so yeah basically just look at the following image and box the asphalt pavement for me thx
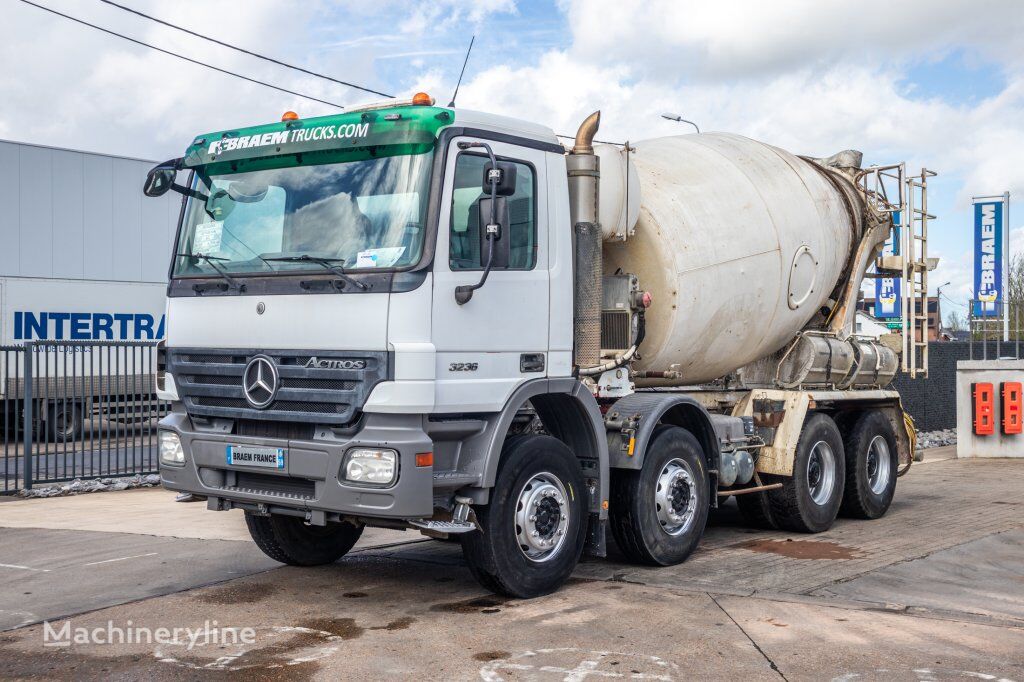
[0,451,1020,681]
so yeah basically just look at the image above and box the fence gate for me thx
[1,341,169,493]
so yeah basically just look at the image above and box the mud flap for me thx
[585,513,607,558]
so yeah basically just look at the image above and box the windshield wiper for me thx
[263,255,369,291]
[176,253,244,292]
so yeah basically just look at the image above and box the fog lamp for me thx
[159,430,185,465]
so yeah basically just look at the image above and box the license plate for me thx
[226,445,285,469]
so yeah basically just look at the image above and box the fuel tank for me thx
[600,133,868,385]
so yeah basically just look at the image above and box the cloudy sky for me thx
[4,0,1024,318]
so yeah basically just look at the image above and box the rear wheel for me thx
[610,426,710,565]
[767,413,845,533]
[245,513,363,566]
[461,435,587,598]
[47,401,83,442]
[735,487,778,529]
[840,410,898,519]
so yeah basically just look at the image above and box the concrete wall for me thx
[956,359,1024,458]
[893,341,1019,431]
[0,139,181,283]
[893,342,965,431]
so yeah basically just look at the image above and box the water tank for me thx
[601,133,866,384]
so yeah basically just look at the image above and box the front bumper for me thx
[158,411,435,519]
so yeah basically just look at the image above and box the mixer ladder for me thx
[859,164,938,378]
[902,168,937,377]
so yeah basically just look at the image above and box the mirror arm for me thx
[454,141,500,305]
[172,182,206,201]
[455,232,496,305]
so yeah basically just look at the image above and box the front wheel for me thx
[609,425,710,566]
[245,513,363,566]
[460,435,587,599]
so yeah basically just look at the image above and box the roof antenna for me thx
[447,35,475,108]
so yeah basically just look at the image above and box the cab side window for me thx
[449,153,536,270]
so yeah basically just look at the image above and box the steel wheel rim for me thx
[655,458,697,536]
[807,441,836,506]
[514,472,570,562]
[866,435,891,495]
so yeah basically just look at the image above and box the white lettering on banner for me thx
[979,203,998,302]
[207,124,370,155]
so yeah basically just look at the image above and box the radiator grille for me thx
[601,310,632,351]
[169,348,389,426]
[234,419,315,441]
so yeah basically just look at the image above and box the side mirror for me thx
[143,159,185,197]
[477,197,511,268]
[143,165,177,197]
[481,161,517,197]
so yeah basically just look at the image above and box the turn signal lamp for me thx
[412,92,434,106]
[281,111,299,121]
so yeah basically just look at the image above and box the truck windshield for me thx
[174,151,434,277]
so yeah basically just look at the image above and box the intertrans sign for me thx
[973,193,1009,317]
[13,312,166,340]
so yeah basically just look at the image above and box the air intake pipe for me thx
[569,111,603,369]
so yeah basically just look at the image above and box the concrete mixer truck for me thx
[146,95,935,597]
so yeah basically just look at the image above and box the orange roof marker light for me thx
[281,111,299,121]
[412,92,435,106]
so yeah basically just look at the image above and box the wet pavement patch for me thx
[429,596,513,613]
[297,617,364,640]
[370,617,416,631]
[195,582,281,605]
[473,650,511,662]
[734,538,863,560]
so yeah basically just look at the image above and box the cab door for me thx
[431,136,550,412]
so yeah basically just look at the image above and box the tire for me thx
[245,513,363,566]
[47,401,82,442]
[767,413,845,533]
[609,425,710,566]
[735,487,778,529]
[460,434,587,598]
[840,410,898,519]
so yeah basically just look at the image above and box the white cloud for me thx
[3,0,1022,312]
[442,1,1024,309]
[563,0,1024,80]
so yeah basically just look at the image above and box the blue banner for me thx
[875,211,901,319]
[973,200,1004,317]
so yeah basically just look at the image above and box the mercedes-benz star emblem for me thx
[242,355,279,409]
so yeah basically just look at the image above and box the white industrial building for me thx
[0,140,180,344]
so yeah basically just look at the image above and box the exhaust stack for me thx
[568,111,603,368]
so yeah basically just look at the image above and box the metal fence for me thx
[1,341,170,494]
[968,299,1024,361]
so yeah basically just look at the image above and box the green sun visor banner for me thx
[182,106,455,175]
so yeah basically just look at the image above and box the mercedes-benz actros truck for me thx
[148,94,934,597]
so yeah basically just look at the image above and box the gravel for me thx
[916,428,956,450]
[19,473,162,498]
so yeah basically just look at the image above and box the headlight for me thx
[342,448,398,486]
[159,431,185,465]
